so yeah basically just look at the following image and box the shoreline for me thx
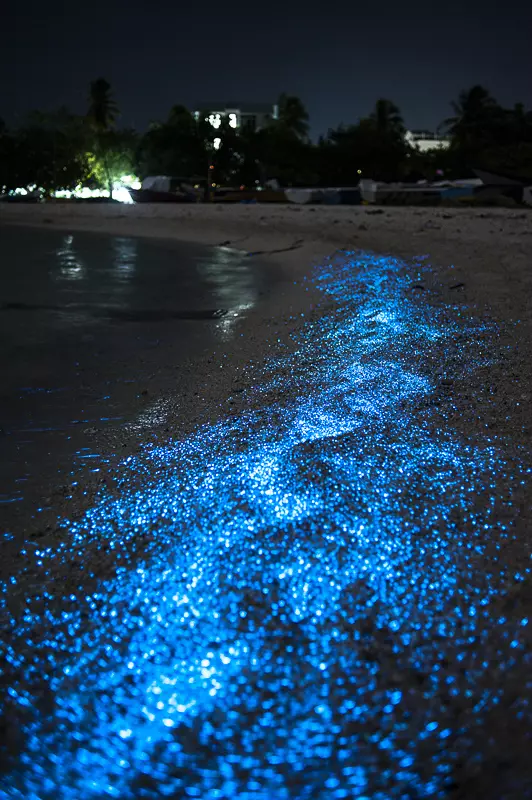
[2,204,531,526]
[0,213,327,544]
[2,204,532,796]
[2,200,532,315]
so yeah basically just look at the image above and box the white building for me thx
[405,130,450,152]
[193,102,279,133]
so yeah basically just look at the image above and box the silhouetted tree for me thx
[88,78,118,133]
[88,129,137,193]
[5,109,90,194]
[5,81,532,196]
[137,106,215,184]
[370,99,405,137]
[441,85,503,155]
[440,85,532,176]
[87,78,119,196]
[276,94,310,140]
[318,104,409,184]
[0,120,16,193]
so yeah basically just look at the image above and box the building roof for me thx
[194,101,275,114]
[408,129,450,141]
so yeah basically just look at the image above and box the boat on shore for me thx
[358,178,481,205]
[358,173,532,205]
[284,187,361,205]
[473,168,529,186]
[128,176,200,203]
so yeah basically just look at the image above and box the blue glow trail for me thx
[1,251,530,798]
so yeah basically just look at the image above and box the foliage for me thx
[88,129,138,192]
[443,85,499,140]
[317,118,409,184]
[275,94,310,140]
[136,106,215,182]
[0,108,90,194]
[87,78,121,196]
[370,99,405,137]
[88,78,118,133]
[2,84,532,195]
[438,85,532,177]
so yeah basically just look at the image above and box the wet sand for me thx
[2,202,532,341]
[1,203,532,798]
[0,226,276,534]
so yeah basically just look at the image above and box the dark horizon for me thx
[2,0,532,137]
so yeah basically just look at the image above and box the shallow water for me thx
[0,226,265,514]
[1,249,530,798]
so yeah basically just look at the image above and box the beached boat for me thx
[472,169,530,203]
[359,180,450,205]
[128,176,199,203]
[473,169,528,186]
[213,188,287,203]
[356,176,530,206]
[284,187,361,205]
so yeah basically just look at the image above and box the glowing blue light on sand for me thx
[1,251,528,799]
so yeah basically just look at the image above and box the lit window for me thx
[207,113,222,129]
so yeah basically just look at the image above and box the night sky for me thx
[2,0,531,137]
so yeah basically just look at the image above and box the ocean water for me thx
[0,225,265,514]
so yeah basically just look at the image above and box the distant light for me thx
[9,187,30,196]
[119,174,141,189]
[213,137,221,150]
[207,113,222,129]
[228,113,238,129]
[357,169,362,174]
[113,187,134,204]
[52,177,138,204]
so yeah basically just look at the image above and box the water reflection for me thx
[56,235,84,281]
[0,229,269,525]
[197,246,257,339]
[112,237,137,281]
[124,397,173,431]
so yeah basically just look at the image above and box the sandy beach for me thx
[2,202,531,445]
[2,200,532,332]
[2,201,532,287]
[2,203,530,502]
[1,202,532,798]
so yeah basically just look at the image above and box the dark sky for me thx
[2,0,531,136]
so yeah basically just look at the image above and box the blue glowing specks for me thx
[1,250,529,799]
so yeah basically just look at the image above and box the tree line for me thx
[1,81,532,197]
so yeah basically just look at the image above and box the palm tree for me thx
[88,78,118,132]
[276,93,309,139]
[442,85,498,138]
[87,78,118,197]
[369,99,405,137]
